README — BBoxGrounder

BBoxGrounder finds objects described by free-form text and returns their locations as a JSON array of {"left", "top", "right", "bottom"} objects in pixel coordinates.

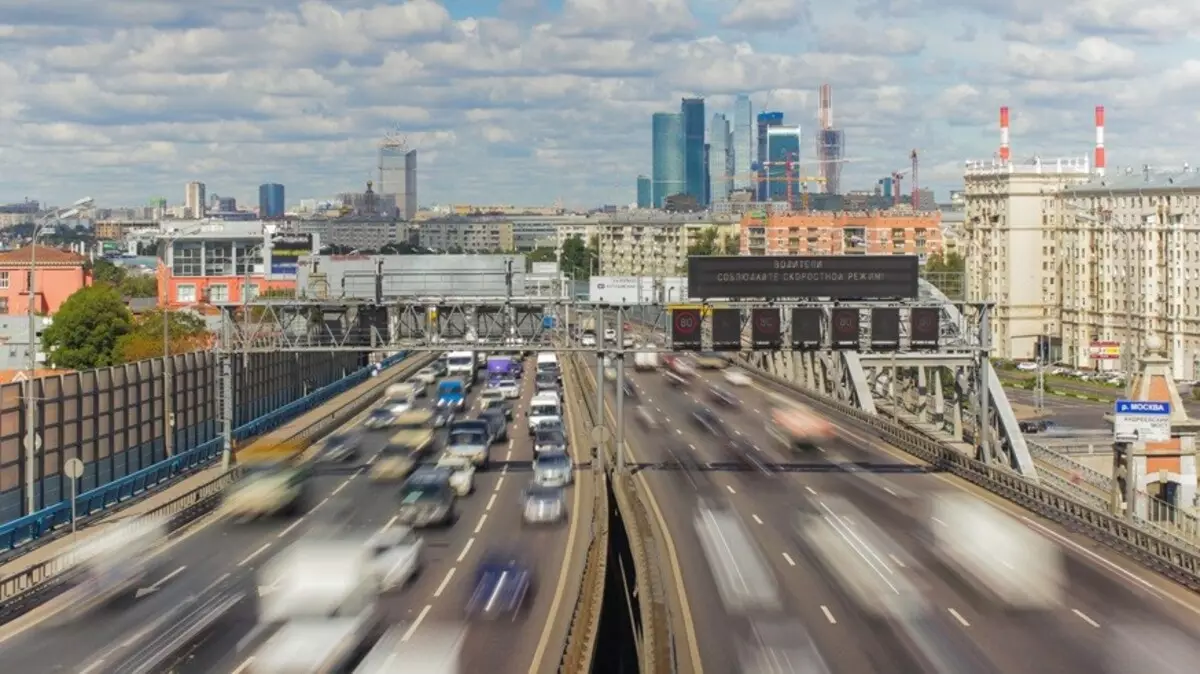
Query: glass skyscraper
[
  {"left": 708, "top": 113, "right": 732, "bottom": 204},
  {"left": 681, "top": 98, "right": 706, "bottom": 206},
  {"left": 732, "top": 95, "right": 753, "bottom": 191},
  {"left": 756, "top": 112, "right": 784, "bottom": 200},
  {"left": 258, "top": 183, "right": 285, "bottom": 218},
  {"left": 651, "top": 112, "right": 685, "bottom": 208},
  {"left": 636, "top": 175, "right": 652, "bottom": 208},
  {"left": 766, "top": 126, "right": 802, "bottom": 203}
]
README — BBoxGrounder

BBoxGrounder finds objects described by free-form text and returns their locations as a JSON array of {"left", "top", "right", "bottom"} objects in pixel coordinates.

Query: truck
[
  {"left": 435, "top": 378, "right": 467, "bottom": 411},
  {"left": 767, "top": 405, "right": 834, "bottom": 450},
  {"left": 247, "top": 538, "right": 380, "bottom": 674},
  {"left": 634, "top": 350, "right": 659, "bottom": 371},
  {"left": 486, "top": 355, "right": 519, "bottom": 382},
  {"left": 219, "top": 442, "right": 311, "bottom": 520},
  {"left": 355, "top": 623, "right": 466, "bottom": 674},
  {"left": 56, "top": 518, "right": 167, "bottom": 620},
  {"left": 445, "top": 351, "right": 475, "bottom": 386}
]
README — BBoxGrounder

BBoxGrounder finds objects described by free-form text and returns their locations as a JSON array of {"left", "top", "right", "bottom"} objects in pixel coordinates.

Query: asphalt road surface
[
  {"left": 0, "top": 356, "right": 591, "bottom": 674},
  {"left": 598, "top": 359, "right": 1200, "bottom": 673}
]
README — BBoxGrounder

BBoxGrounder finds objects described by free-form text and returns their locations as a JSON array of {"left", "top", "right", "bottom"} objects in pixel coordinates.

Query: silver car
[
  {"left": 532, "top": 451, "right": 573, "bottom": 488},
  {"left": 522, "top": 485, "right": 566, "bottom": 525}
]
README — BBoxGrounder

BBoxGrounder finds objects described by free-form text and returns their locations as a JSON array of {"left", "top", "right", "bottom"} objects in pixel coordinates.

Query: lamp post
[
  {"left": 159, "top": 224, "right": 207, "bottom": 458},
  {"left": 24, "top": 197, "right": 92, "bottom": 514}
]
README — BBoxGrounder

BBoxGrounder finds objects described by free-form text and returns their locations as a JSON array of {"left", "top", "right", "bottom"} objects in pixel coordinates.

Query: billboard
[
  {"left": 687, "top": 255, "right": 919, "bottom": 299},
  {"left": 270, "top": 233, "right": 314, "bottom": 275},
  {"left": 1089, "top": 341, "right": 1120, "bottom": 360},
  {"left": 531, "top": 262, "right": 559, "bottom": 275}
]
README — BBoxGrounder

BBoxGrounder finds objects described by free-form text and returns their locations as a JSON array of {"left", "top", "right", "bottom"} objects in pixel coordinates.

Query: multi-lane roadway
[
  {"left": 594, "top": 357, "right": 1200, "bottom": 673},
  {"left": 0, "top": 356, "right": 592, "bottom": 674}
]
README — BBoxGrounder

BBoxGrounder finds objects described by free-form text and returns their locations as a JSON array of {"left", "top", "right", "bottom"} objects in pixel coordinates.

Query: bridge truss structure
[{"left": 211, "top": 296, "right": 1035, "bottom": 477}]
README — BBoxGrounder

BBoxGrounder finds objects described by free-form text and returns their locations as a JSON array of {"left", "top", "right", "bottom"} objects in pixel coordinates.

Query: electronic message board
[
  {"left": 711, "top": 309, "right": 742, "bottom": 351},
  {"left": 751, "top": 308, "right": 781, "bottom": 349},
  {"left": 671, "top": 308, "right": 702, "bottom": 351},
  {"left": 791, "top": 308, "right": 822, "bottom": 350},
  {"left": 688, "top": 255, "right": 919, "bottom": 299},
  {"left": 830, "top": 308, "right": 861, "bottom": 350},
  {"left": 909, "top": 308, "right": 941, "bottom": 350},
  {"left": 870, "top": 309, "right": 900, "bottom": 351}
]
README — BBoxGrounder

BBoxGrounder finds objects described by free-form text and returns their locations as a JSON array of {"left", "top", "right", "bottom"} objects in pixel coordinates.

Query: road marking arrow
[{"left": 135, "top": 565, "right": 187, "bottom": 598}]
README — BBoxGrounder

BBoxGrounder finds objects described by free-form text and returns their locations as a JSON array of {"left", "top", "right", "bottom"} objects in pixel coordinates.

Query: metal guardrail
[
  {"left": 1027, "top": 441, "right": 1111, "bottom": 491},
  {"left": 0, "top": 351, "right": 432, "bottom": 626},
  {"left": 557, "top": 353, "right": 609, "bottom": 674},
  {"left": 0, "top": 352, "right": 411, "bottom": 557},
  {"left": 737, "top": 357, "right": 1200, "bottom": 591}
]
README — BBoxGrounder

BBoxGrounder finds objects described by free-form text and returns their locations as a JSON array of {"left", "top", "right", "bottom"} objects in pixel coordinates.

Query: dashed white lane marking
[
  {"left": 752, "top": 514, "right": 763, "bottom": 524},
  {"left": 494, "top": 477, "right": 505, "bottom": 490},
  {"left": 725, "top": 485, "right": 736, "bottom": 494},
  {"left": 947, "top": 608, "right": 970, "bottom": 627},
  {"left": 888, "top": 553, "right": 907, "bottom": 568},
  {"left": 805, "top": 486, "right": 817, "bottom": 495},
  {"left": 883, "top": 486, "right": 898, "bottom": 496},
  {"left": 486, "top": 494, "right": 497, "bottom": 511},
  {"left": 932, "top": 517, "right": 948, "bottom": 527},
  {"left": 474, "top": 513, "right": 488, "bottom": 533},
  {"left": 237, "top": 543, "right": 272, "bottom": 567},
  {"left": 782, "top": 553, "right": 796, "bottom": 566},
  {"left": 688, "top": 444, "right": 697, "bottom": 451},
  {"left": 231, "top": 658, "right": 255, "bottom": 674},
  {"left": 401, "top": 605, "right": 433, "bottom": 641},
  {"left": 508, "top": 439, "right": 514, "bottom": 449},
  {"left": 316, "top": 497, "right": 330, "bottom": 509},
  {"left": 506, "top": 450, "right": 512, "bottom": 460},
  {"left": 277, "top": 518, "right": 305, "bottom": 539},
  {"left": 1072, "top": 609, "right": 1100, "bottom": 627},
  {"left": 457, "top": 538, "right": 475, "bottom": 563},
  {"left": 434, "top": 569, "right": 456, "bottom": 598},
  {"left": 379, "top": 515, "right": 399, "bottom": 533},
  {"left": 676, "top": 429, "right": 683, "bottom": 435},
  {"left": 820, "top": 605, "right": 837, "bottom": 624},
  {"left": 79, "top": 660, "right": 106, "bottom": 674}
]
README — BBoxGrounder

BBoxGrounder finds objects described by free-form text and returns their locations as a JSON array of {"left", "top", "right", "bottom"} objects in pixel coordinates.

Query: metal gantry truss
[{"left": 212, "top": 296, "right": 993, "bottom": 355}]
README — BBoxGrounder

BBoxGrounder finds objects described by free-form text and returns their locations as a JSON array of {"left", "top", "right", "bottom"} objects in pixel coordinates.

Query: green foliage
[
  {"left": 42, "top": 284, "right": 133, "bottom": 370},
  {"left": 92, "top": 258, "right": 125, "bottom": 285},
  {"left": 380, "top": 241, "right": 431, "bottom": 255},
  {"left": 115, "top": 310, "right": 209, "bottom": 362},
  {"left": 527, "top": 247, "right": 558, "bottom": 265},
  {"left": 91, "top": 258, "right": 158, "bottom": 297},
  {"left": 721, "top": 233, "right": 739, "bottom": 254},
  {"left": 558, "top": 235, "right": 596, "bottom": 281},
  {"left": 688, "top": 227, "right": 720, "bottom": 257},
  {"left": 924, "top": 251, "right": 965, "bottom": 273}
]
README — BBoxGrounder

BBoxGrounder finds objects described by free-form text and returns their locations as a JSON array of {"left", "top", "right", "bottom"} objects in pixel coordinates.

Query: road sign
[
  {"left": 671, "top": 308, "right": 701, "bottom": 351},
  {"left": 711, "top": 309, "right": 741, "bottom": 351},
  {"left": 830, "top": 308, "right": 860, "bottom": 349},
  {"left": 64, "top": 458, "right": 84, "bottom": 479},
  {"left": 791, "top": 308, "right": 821, "bottom": 350},
  {"left": 1113, "top": 400, "right": 1172, "bottom": 443},
  {"left": 751, "top": 308, "right": 781, "bottom": 349},
  {"left": 870, "top": 308, "right": 900, "bottom": 350},
  {"left": 687, "top": 255, "right": 919, "bottom": 299},
  {"left": 910, "top": 308, "right": 940, "bottom": 350}
]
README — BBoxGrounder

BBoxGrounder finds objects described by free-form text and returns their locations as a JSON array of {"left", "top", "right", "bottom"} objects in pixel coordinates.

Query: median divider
[
  {"left": 734, "top": 355, "right": 1200, "bottom": 592},
  {"left": 0, "top": 350, "right": 438, "bottom": 626},
  {"left": 555, "top": 353, "right": 609, "bottom": 673}
]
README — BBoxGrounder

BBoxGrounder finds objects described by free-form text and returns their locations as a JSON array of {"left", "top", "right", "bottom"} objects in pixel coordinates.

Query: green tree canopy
[
  {"left": 688, "top": 226, "right": 720, "bottom": 257},
  {"left": 559, "top": 235, "right": 596, "bottom": 281},
  {"left": 924, "top": 251, "right": 965, "bottom": 273},
  {"left": 526, "top": 247, "right": 558, "bottom": 269},
  {"left": 115, "top": 309, "right": 209, "bottom": 362},
  {"left": 90, "top": 258, "right": 158, "bottom": 297},
  {"left": 92, "top": 258, "right": 125, "bottom": 285},
  {"left": 42, "top": 284, "right": 134, "bottom": 369}
]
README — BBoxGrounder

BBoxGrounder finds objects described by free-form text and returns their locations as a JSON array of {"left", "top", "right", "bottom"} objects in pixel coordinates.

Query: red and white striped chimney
[
  {"left": 999, "top": 106, "right": 1010, "bottom": 162},
  {"left": 1094, "top": 106, "right": 1106, "bottom": 176}
]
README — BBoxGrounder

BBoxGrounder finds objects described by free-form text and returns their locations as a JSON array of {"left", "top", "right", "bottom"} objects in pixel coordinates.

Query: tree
[
  {"left": 115, "top": 309, "right": 209, "bottom": 362},
  {"left": 42, "top": 284, "right": 134, "bottom": 369},
  {"left": 559, "top": 235, "right": 596, "bottom": 281},
  {"left": 119, "top": 274, "right": 158, "bottom": 297},
  {"left": 721, "top": 233, "right": 739, "bottom": 254},
  {"left": 688, "top": 227, "right": 720, "bottom": 257},
  {"left": 924, "top": 251, "right": 965, "bottom": 274},
  {"left": 526, "top": 247, "right": 558, "bottom": 270},
  {"left": 92, "top": 258, "right": 125, "bottom": 285}
]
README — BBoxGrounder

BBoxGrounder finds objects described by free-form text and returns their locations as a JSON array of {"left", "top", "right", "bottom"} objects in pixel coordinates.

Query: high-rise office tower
[
  {"left": 651, "top": 112, "right": 685, "bottom": 208},
  {"left": 636, "top": 175, "right": 652, "bottom": 209},
  {"left": 185, "top": 181, "right": 206, "bottom": 218},
  {"left": 259, "top": 183, "right": 286, "bottom": 218},
  {"left": 708, "top": 113, "right": 733, "bottom": 204},
  {"left": 403, "top": 149, "right": 418, "bottom": 220},
  {"left": 681, "top": 98, "right": 706, "bottom": 206},
  {"left": 755, "top": 112, "right": 784, "bottom": 201},
  {"left": 732, "top": 95, "right": 753, "bottom": 190},
  {"left": 766, "top": 126, "right": 802, "bottom": 204}
]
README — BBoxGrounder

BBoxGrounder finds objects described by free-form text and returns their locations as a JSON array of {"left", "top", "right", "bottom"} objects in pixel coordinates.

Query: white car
[
  {"left": 437, "top": 454, "right": 476, "bottom": 496},
  {"left": 604, "top": 329, "right": 617, "bottom": 342},
  {"left": 413, "top": 367, "right": 439, "bottom": 386},
  {"left": 487, "top": 379, "right": 520, "bottom": 400},
  {"left": 367, "top": 526, "right": 423, "bottom": 593},
  {"left": 1016, "top": 361, "right": 1039, "bottom": 371},
  {"left": 581, "top": 333, "right": 597, "bottom": 347},
  {"left": 724, "top": 368, "right": 752, "bottom": 387},
  {"left": 623, "top": 335, "right": 634, "bottom": 348}
]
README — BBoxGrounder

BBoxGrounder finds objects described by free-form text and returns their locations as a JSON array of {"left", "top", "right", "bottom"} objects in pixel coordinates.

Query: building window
[
  {"left": 242, "top": 282, "right": 260, "bottom": 301},
  {"left": 0, "top": 297, "right": 7, "bottom": 314},
  {"left": 235, "top": 243, "right": 259, "bottom": 275},
  {"left": 173, "top": 242, "right": 202, "bottom": 276},
  {"left": 0, "top": 271, "right": 7, "bottom": 289},
  {"left": 205, "top": 242, "right": 233, "bottom": 276},
  {"left": 176, "top": 284, "right": 197, "bottom": 303},
  {"left": 208, "top": 284, "right": 229, "bottom": 302}
]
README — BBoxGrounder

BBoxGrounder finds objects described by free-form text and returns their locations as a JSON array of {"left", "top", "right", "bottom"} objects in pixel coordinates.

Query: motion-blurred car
[
  {"left": 724, "top": 368, "right": 752, "bottom": 387},
  {"left": 664, "top": 370, "right": 689, "bottom": 389},
  {"left": 738, "top": 620, "right": 833, "bottom": 674},
  {"left": 708, "top": 385, "right": 739, "bottom": 408},
  {"left": 466, "top": 554, "right": 532, "bottom": 619},
  {"left": 522, "top": 485, "right": 567, "bottom": 525},
  {"left": 316, "top": 433, "right": 359, "bottom": 463},
  {"left": 433, "top": 409, "right": 457, "bottom": 428},
  {"left": 413, "top": 366, "right": 440, "bottom": 387},
  {"left": 532, "top": 451, "right": 574, "bottom": 488},
  {"left": 397, "top": 469, "right": 457, "bottom": 528},
  {"left": 435, "top": 454, "right": 476, "bottom": 496},
  {"left": 534, "top": 427, "right": 569, "bottom": 455},
  {"left": 691, "top": 406, "right": 722, "bottom": 435},
  {"left": 695, "top": 353, "right": 728, "bottom": 369},
  {"left": 487, "top": 379, "right": 520, "bottom": 400},
  {"left": 621, "top": 377, "right": 638, "bottom": 400},
  {"left": 366, "top": 525, "right": 423, "bottom": 593},
  {"left": 479, "top": 408, "right": 509, "bottom": 442},
  {"left": 483, "top": 397, "right": 514, "bottom": 421},
  {"left": 634, "top": 405, "right": 658, "bottom": 431},
  {"left": 365, "top": 407, "right": 402, "bottom": 430}
]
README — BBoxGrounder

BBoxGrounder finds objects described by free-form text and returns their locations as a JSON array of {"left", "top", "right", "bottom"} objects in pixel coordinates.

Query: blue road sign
[{"left": 1114, "top": 400, "right": 1171, "bottom": 415}]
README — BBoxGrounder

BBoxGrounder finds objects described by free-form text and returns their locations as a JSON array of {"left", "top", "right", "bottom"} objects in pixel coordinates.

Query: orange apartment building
[
  {"left": 0, "top": 245, "right": 91, "bottom": 315},
  {"left": 739, "top": 210, "right": 944, "bottom": 260}
]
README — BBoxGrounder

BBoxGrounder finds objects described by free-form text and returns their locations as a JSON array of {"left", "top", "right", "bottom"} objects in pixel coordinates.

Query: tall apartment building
[
  {"left": 595, "top": 216, "right": 740, "bottom": 277},
  {"left": 739, "top": 211, "right": 943, "bottom": 258},
  {"left": 961, "top": 157, "right": 1093, "bottom": 362},
  {"left": 185, "top": 181, "right": 206, "bottom": 219}
]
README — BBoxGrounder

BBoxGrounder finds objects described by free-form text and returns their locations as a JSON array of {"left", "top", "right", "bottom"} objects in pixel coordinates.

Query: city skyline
[{"left": 0, "top": 2, "right": 1192, "bottom": 209}]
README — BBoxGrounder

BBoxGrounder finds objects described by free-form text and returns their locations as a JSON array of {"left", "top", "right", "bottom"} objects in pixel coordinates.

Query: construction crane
[
  {"left": 887, "top": 168, "right": 909, "bottom": 207},
  {"left": 910, "top": 149, "right": 920, "bottom": 210}
]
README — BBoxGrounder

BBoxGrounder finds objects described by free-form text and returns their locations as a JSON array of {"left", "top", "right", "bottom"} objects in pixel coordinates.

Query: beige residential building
[
  {"left": 594, "top": 214, "right": 740, "bottom": 276},
  {"left": 962, "top": 157, "right": 1092, "bottom": 361}
]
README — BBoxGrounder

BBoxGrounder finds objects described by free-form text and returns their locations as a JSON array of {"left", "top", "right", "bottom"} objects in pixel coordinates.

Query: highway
[
  {"left": 0, "top": 355, "right": 592, "bottom": 674},
  {"left": 593, "top": 356, "right": 1200, "bottom": 673}
]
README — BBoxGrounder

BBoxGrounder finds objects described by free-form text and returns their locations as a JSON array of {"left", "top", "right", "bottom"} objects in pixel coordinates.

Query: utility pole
[{"left": 615, "top": 307, "right": 626, "bottom": 473}]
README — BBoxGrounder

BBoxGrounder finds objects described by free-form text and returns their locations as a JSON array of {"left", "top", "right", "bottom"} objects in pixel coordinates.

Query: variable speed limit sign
[
  {"left": 671, "top": 308, "right": 702, "bottom": 351},
  {"left": 751, "top": 308, "right": 781, "bottom": 349}
]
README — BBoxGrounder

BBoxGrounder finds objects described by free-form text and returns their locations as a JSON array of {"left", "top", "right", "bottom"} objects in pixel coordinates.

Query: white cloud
[{"left": 0, "top": 0, "right": 1192, "bottom": 208}]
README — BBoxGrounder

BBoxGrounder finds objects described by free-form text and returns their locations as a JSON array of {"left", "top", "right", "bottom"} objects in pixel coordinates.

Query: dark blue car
[{"left": 465, "top": 554, "right": 531, "bottom": 620}]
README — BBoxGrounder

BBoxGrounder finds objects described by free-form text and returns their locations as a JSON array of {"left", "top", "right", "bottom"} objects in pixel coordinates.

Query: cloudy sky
[{"left": 1, "top": 0, "right": 1197, "bottom": 210}]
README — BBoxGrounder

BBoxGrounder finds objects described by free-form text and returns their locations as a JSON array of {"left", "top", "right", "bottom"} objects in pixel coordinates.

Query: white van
[
  {"left": 446, "top": 351, "right": 475, "bottom": 385},
  {"left": 527, "top": 395, "right": 563, "bottom": 435},
  {"left": 536, "top": 352, "right": 558, "bottom": 369}
]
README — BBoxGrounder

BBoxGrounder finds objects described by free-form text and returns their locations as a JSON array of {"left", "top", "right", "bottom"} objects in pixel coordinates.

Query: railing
[
  {"left": 737, "top": 356, "right": 1200, "bottom": 591},
  {"left": 0, "top": 351, "right": 432, "bottom": 624},
  {"left": 0, "top": 351, "right": 411, "bottom": 556}
]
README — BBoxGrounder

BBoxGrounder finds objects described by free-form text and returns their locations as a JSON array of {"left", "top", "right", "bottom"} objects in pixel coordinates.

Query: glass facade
[
  {"left": 636, "top": 175, "right": 652, "bottom": 209},
  {"left": 651, "top": 112, "right": 684, "bottom": 208},
  {"left": 756, "top": 112, "right": 784, "bottom": 200},
  {"left": 258, "top": 183, "right": 285, "bottom": 218},
  {"left": 708, "top": 113, "right": 733, "bottom": 204},
  {"left": 733, "top": 95, "right": 753, "bottom": 190},
  {"left": 766, "top": 127, "right": 802, "bottom": 203},
  {"left": 681, "top": 98, "right": 706, "bottom": 206}
]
